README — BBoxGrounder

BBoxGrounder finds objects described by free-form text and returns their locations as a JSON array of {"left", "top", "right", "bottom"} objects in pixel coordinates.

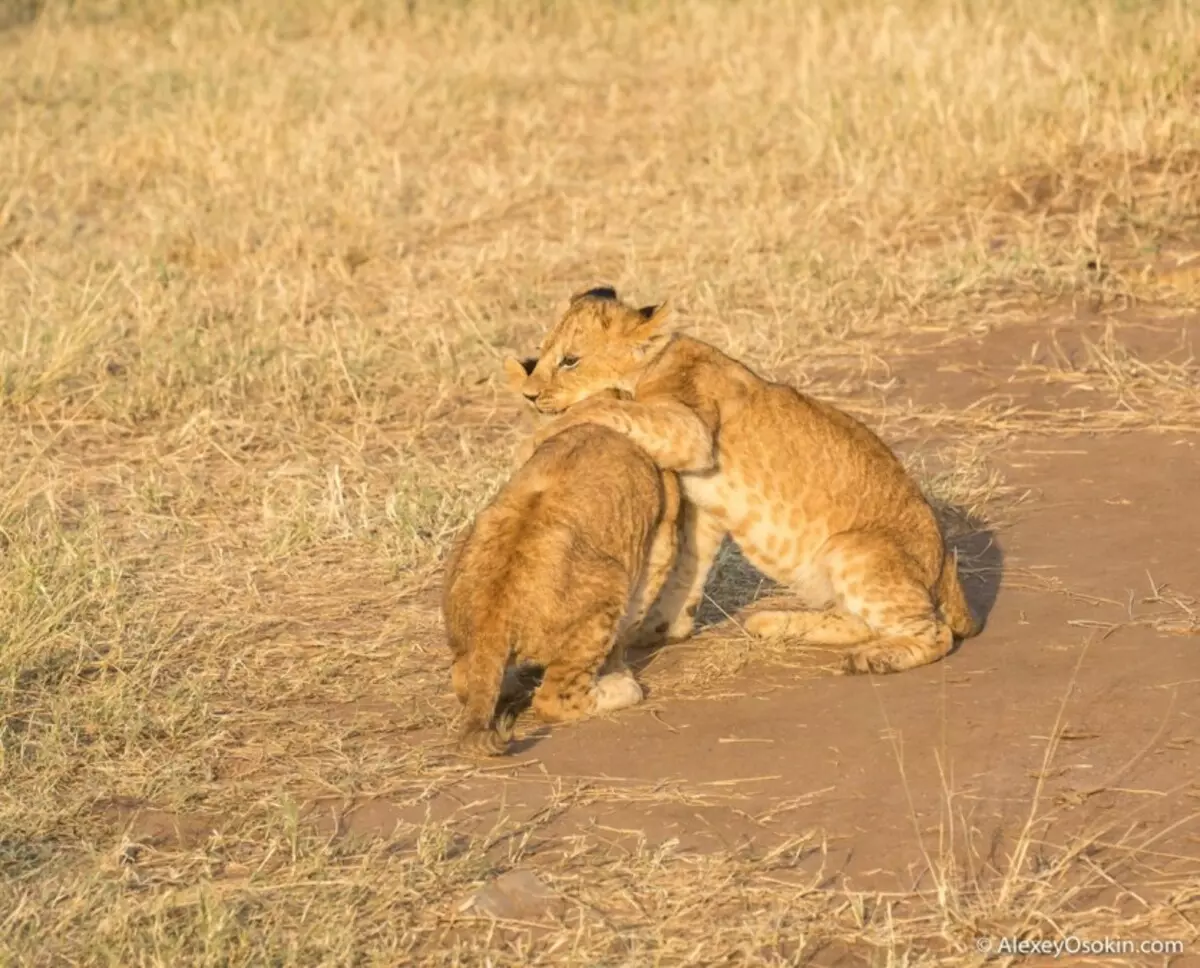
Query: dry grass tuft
[{"left": 2, "top": 0, "right": 1199, "bottom": 962}]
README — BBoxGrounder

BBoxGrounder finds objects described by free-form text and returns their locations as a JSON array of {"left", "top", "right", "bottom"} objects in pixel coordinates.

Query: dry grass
[{"left": 2, "top": 0, "right": 1199, "bottom": 963}]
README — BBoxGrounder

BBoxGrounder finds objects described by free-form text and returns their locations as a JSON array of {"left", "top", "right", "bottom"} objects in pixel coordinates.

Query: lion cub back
[{"left": 443, "top": 422, "right": 677, "bottom": 755}]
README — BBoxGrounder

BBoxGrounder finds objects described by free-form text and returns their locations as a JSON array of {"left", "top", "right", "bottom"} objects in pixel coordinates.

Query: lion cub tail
[
  {"left": 935, "top": 550, "right": 982, "bottom": 640},
  {"left": 456, "top": 624, "right": 515, "bottom": 757}
]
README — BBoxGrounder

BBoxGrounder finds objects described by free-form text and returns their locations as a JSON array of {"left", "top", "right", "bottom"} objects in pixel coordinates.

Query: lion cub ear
[
  {"left": 502, "top": 356, "right": 536, "bottom": 393},
  {"left": 570, "top": 285, "right": 618, "bottom": 305},
  {"left": 631, "top": 299, "right": 672, "bottom": 357},
  {"left": 635, "top": 299, "right": 671, "bottom": 327}
]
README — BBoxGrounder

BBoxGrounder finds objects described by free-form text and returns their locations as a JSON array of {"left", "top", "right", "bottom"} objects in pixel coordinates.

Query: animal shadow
[
  {"left": 932, "top": 499, "right": 1004, "bottom": 641},
  {"left": 629, "top": 500, "right": 1004, "bottom": 671}
]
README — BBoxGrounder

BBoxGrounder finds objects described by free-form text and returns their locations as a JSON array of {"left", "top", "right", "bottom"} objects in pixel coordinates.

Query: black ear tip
[
  {"left": 519, "top": 357, "right": 537, "bottom": 376},
  {"left": 571, "top": 285, "right": 618, "bottom": 304}
]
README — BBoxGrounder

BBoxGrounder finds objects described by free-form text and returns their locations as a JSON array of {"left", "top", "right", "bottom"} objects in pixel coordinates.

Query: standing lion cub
[
  {"left": 442, "top": 358, "right": 681, "bottom": 756},
  {"left": 514, "top": 287, "right": 981, "bottom": 676}
]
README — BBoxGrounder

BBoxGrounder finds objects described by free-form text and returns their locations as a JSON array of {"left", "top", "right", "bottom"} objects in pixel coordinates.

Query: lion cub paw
[
  {"left": 664, "top": 615, "right": 697, "bottom": 642},
  {"left": 742, "top": 611, "right": 784, "bottom": 639},
  {"left": 456, "top": 726, "right": 509, "bottom": 758},
  {"left": 593, "top": 672, "right": 644, "bottom": 712},
  {"left": 842, "top": 648, "right": 896, "bottom": 676}
]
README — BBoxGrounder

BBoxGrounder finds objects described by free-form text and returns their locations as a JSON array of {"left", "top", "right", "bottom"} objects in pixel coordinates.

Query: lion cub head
[{"left": 502, "top": 287, "right": 672, "bottom": 415}]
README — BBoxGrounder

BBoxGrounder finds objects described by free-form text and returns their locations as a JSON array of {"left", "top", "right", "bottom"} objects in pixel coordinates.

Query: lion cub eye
[{"left": 559, "top": 355, "right": 580, "bottom": 370}]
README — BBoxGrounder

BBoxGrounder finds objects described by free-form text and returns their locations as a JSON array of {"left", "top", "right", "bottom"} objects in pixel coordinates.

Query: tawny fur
[
  {"left": 441, "top": 357, "right": 681, "bottom": 756},
  {"left": 514, "top": 287, "right": 981, "bottom": 676}
]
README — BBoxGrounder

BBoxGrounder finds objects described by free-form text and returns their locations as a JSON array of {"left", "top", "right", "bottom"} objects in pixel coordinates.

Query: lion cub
[
  {"left": 513, "top": 287, "right": 981, "bottom": 676},
  {"left": 442, "top": 358, "right": 681, "bottom": 756}
]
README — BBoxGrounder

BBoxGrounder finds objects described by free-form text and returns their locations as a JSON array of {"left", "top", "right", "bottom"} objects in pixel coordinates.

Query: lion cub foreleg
[
  {"left": 626, "top": 501, "right": 726, "bottom": 646},
  {"left": 536, "top": 398, "right": 716, "bottom": 473},
  {"left": 615, "top": 472, "right": 686, "bottom": 651}
]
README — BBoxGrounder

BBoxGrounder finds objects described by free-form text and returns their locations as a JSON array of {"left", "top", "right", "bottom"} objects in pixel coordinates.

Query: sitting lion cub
[
  {"left": 514, "top": 287, "right": 981, "bottom": 677},
  {"left": 442, "top": 357, "right": 681, "bottom": 756}
]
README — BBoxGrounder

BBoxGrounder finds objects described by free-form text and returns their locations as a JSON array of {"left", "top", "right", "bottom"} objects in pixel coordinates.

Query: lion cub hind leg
[
  {"left": 742, "top": 608, "right": 874, "bottom": 646},
  {"left": 533, "top": 664, "right": 645, "bottom": 721},
  {"left": 450, "top": 655, "right": 471, "bottom": 705},
  {"left": 821, "top": 531, "right": 955, "bottom": 675},
  {"left": 844, "top": 620, "right": 953, "bottom": 676},
  {"left": 531, "top": 661, "right": 600, "bottom": 723},
  {"left": 626, "top": 502, "right": 726, "bottom": 649},
  {"left": 530, "top": 607, "right": 642, "bottom": 722},
  {"left": 451, "top": 614, "right": 530, "bottom": 757}
]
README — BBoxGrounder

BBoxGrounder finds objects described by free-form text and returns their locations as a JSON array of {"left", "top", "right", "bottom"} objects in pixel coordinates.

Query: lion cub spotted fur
[
  {"left": 514, "top": 287, "right": 981, "bottom": 676},
  {"left": 442, "top": 358, "right": 681, "bottom": 756}
]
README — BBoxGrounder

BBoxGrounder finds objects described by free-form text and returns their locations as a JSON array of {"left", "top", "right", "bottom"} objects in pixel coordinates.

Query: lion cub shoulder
[{"left": 442, "top": 359, "right": 680, "bottom": 756}]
